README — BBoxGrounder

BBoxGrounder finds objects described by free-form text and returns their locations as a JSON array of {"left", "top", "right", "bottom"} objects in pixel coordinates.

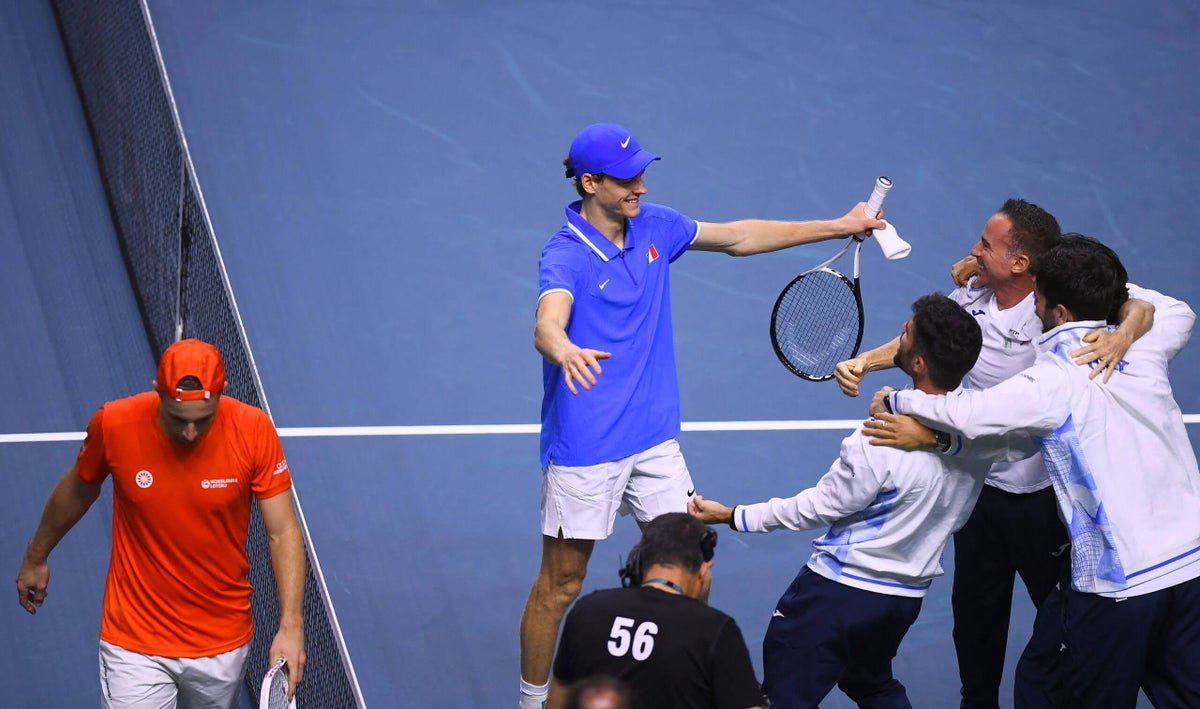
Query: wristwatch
[{"left": 933, "top": 429, "right": 952, "bottom": 453}]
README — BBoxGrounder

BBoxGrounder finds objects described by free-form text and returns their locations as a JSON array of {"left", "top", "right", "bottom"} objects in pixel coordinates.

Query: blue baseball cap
[{"left": 568, "top": 123, "right": 660, "bottom": 180}]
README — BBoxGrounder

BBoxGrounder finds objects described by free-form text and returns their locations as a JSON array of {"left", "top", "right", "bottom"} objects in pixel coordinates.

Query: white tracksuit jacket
[{"left": 730, "top": 430, "right": 993, "bottom": 598}]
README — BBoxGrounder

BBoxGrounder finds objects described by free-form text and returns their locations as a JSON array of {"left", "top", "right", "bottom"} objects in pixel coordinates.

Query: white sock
[{"left": 519, "top": 678, "right": 549, "bottom": 709}]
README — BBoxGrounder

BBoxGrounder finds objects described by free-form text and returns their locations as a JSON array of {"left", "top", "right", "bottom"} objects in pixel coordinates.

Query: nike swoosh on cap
[{"left": 620, "top": 135, "right": 631, "bottom": 148}]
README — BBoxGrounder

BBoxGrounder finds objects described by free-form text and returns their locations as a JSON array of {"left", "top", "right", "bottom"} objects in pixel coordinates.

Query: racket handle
[
  {"left": 865, "top": 176, "right": 892, "bottom": 219},
  {"left": 864, "top": 175, "right": 911, "bottom": 259}
]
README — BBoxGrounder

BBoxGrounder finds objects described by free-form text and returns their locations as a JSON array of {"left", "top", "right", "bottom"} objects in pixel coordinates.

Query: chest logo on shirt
[
  {"left": 647, "top": 243, "right": 660, "bottom": 263},
  {"left": 970, "top": 309, "right": 985, "bottom": 317},
  {"left": 135, "top": 470, "right": 154, "bottom": 489},
  {"left": 200, "top": 477, "right": 239, "bottom": 489}
]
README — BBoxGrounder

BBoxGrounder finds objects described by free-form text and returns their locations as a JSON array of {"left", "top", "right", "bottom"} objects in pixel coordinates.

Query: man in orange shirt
[{"left": 15, "top": 339, "right": 306, "bottom": 707}]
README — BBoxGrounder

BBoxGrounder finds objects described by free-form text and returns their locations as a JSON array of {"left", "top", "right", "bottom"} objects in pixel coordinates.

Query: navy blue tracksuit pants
[
  {"left": 953, "top": 484, "right": 1067, "bottom": 708},
  {"left": 1015, "top": 571, "right": 1200, "bottom": 708},
  {"left": 763, "top": 568, "right": 922, "bottom": 709}
]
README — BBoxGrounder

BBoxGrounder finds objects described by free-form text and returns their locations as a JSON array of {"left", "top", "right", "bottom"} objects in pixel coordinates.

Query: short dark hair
[
  {"left": 564, "top": 157, "right": 607, "bottom": 198},
  {"left": 562, "top": 675, "right": 634, "bottom": 709},
  {"left": 634, "top": 513, "right": 716, "bottom": 575},
  {"left": 910, "top": 294, "right": 983, "bottom": 390},
  {"left": 1029, "top": 233, "right": 1128, "bottom": 321},
  {"left": 997, "top": 198, "right": 1061, "bottom": 264}
]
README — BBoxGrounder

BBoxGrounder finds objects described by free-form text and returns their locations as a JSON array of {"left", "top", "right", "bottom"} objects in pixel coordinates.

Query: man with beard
[{"left": 691, "top": 293, "right": 1002, "bottom": 708}]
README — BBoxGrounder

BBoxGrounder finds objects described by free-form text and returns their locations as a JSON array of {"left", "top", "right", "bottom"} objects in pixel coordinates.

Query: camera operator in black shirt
[{"left": 549, "top": 513, "right": 766, "bottom": 709}]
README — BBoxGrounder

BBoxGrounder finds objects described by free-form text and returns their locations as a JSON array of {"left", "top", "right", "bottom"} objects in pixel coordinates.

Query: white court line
[{"left": 3, "top": 415, "right": 1199, "bottom": 443}]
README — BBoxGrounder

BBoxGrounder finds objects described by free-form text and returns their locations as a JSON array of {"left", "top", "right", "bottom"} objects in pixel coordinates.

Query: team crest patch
[
  {"left": 648, "top": 243, "right": 659, "bottom": 263},
  {"left": 135, "top": 470, "right": 154, "bottom": 488}
]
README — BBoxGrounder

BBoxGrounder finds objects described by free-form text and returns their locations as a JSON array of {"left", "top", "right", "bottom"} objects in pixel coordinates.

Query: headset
[{"left": 619, "top": 524, "right": 717, "bottom": 588}]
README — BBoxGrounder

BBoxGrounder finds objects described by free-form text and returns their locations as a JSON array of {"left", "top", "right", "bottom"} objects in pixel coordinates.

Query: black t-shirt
[{"left": 553, "top": 587, "right": 765, "bottom": 709}]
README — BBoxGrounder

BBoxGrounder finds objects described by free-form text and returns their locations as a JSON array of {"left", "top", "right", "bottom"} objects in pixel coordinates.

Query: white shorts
[
  {"left": 541, "top": 438, "right": 695, "bottom": 540},
  {"left": 99, "top": 640, "right": 250, "bottom": 708}
]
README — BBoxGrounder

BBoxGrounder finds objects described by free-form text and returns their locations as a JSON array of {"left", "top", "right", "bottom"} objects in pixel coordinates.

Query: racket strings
[
  {"left": 262, "top": 661, "right": 292, "bottom": 709},
  {"left": 773, "top": 270, "right": 860, "bottom": 377},
  {"left": 267, "top": 671, "right": 290, "bottom": 709}
]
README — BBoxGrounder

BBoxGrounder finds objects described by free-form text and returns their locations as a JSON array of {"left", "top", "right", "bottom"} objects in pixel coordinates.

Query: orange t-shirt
[{"left": 75, "top": 391, "right": 293, "bottom": 657}]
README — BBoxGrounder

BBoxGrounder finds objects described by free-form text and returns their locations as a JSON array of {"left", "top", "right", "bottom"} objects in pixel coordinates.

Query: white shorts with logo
[
  {"left": 541, "top": 438, "right": 696, "bottom": 540},
  {"left": 99, "top": 639, "right": 250, "bottom": 708}
]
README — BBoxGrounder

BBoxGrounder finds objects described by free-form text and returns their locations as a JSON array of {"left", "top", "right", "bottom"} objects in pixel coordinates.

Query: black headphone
[{"left": 618, "top": 526, "right": 717, "bottom": 588}]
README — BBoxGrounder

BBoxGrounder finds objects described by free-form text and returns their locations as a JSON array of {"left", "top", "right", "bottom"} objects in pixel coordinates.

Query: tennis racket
[
  {"left": 259, "top": 657, "right": 297, "bottom": 709},
  {"left": 770, "top": 176, "right": 892, "bottom": 381}
]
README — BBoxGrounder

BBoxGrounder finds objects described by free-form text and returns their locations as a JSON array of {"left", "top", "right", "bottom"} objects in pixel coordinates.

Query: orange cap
[{"left": 155, "top": 339, "right": 226, "bottom": 401}]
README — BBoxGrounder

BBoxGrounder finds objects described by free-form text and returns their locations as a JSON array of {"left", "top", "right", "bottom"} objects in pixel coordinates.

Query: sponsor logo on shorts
[
  {"left": 201, "top": 477, "right": 239, "bottom": 489},
  {"left": 135, "top": 470, "right": 154, "bottom": 488},
  {"left": 772, "top": 609, "right": 784, "bottom": 618},
  {"left": 274, "top": 459, "right": 289, "bottom": 476}
]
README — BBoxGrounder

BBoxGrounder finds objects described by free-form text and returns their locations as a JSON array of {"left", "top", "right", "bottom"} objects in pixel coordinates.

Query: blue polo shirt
[{"left": 538, "top": 201, "right": 699, "bottom": 467}]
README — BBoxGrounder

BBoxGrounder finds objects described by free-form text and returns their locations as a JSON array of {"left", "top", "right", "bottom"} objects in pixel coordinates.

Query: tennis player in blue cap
[{"left": 517, "top": 122, "right": 884, "bottom": 709}]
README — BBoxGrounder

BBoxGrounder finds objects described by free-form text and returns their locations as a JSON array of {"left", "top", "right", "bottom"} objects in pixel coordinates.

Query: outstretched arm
[
  {"left": 691, "top": 202, "right": 883, "bottom": 256},
  {"left": 260, "top": 490, "right": 307, "bottom": 696},
  {"left": 863, "top": 412, "right": 1040, "bottom": 462},
  {"left": 16, "top": 466, "right": 102, "bottom": 614},
  {"left": 1070, "top": 297, "right": 1154, "bottom": 382},
  {"left": 1129, "top": 285, "right": 1196, "bottom": 360},
  {"left": 535, "top": 292, "right": 611, "bottom": 395},
  {"left": 874, "top": 362, "right": 1069, "bottom": 441},
  {"left": 861, "top": 413, "right": 939, "bottom": 450},
  {"left": 689, "top": 494, "right": 736, "bottom": 526},
  {"left": 834, "top": 335, "right": 901, "bottom": 397},
  {"left": 950, "top": 255, "right": 978, "bottom": 287},
  {"left": 692, "top": 436, "right": 886, "bottom": 533}
]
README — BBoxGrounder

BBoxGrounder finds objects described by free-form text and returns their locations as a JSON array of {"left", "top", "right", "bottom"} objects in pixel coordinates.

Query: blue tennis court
[{"left": 3, "top": 0, "right": 1197, "bottom": 705}]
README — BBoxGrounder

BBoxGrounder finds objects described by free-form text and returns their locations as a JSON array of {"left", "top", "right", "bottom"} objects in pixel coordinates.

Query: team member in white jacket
[
  {"left": 691, "top": 294, "right": 993, "bottom": 709},
  {"left": 874, "top": 235, "right": 1200, "bottom": 708}
]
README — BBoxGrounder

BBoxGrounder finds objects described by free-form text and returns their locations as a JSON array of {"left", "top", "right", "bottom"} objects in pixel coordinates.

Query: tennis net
[{"left": 52, "top": 0, "right": 361, "bottom": 705}]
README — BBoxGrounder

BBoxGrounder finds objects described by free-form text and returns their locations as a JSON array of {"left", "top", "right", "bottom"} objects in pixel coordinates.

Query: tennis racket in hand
[
  {"left": 260, "top": 657, "right": 297, "bottom": 709},
  {"left": 770, "top": 176, "right": 892, "bottom": 381}
]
